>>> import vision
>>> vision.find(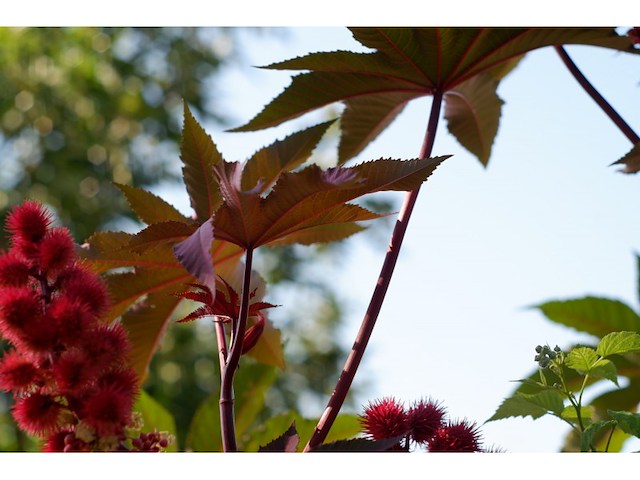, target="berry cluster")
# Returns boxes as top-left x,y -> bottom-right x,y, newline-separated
534,344 -> 562,369
0,201 -> 166,451
359,396 -> 487,452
